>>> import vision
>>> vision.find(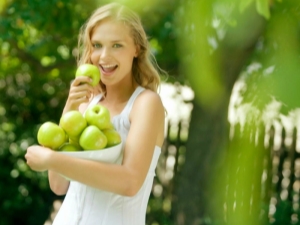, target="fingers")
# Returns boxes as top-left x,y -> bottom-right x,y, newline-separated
71,77 -> 94,96
66,77 -> 94,110
25,145 -> 38,164
71,76 -> 92,87
68,87 -> 92,103
25,146 -> 51,172
64,76 -> 97,113
71,83 -> 93,94
25,148 -> 33,168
